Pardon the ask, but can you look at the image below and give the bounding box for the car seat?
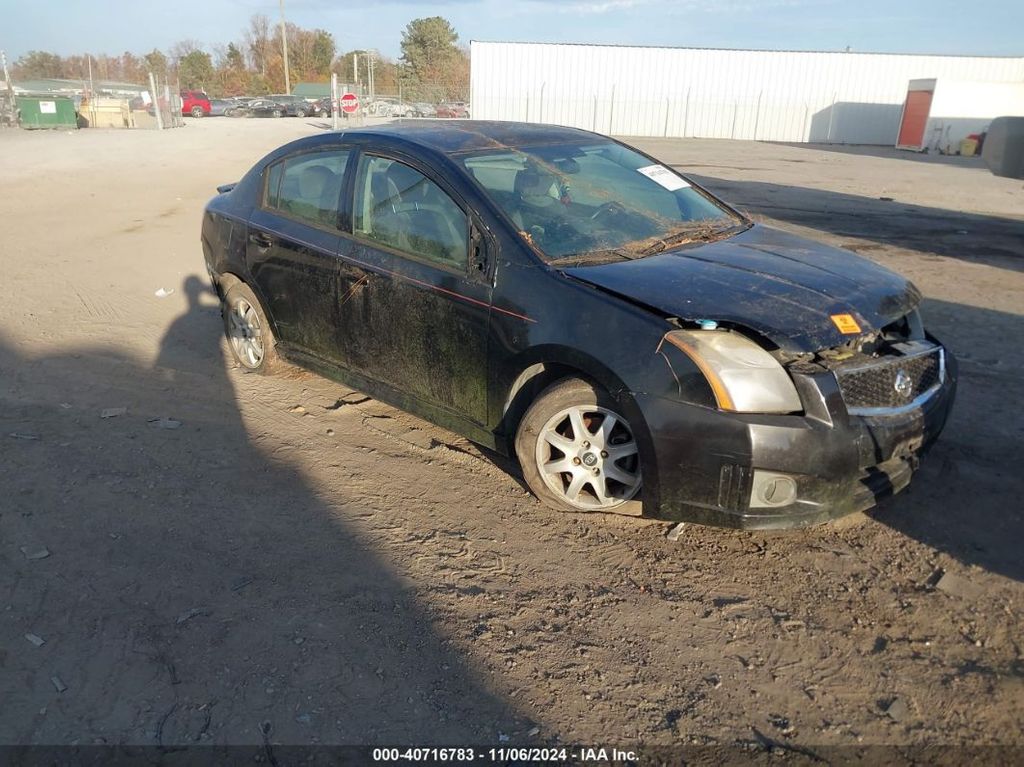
[512,165,560,233]
[367,163,465,267]
[280,164,338,225]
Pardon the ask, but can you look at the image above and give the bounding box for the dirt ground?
[1,117,1022,756]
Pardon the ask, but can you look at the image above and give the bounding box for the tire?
[515,377,643,513]
[272,109,282,118]
[221,282,279,374]
[191,106,203,118]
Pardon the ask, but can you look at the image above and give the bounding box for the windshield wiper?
[639,222,748,256]
[547,248,639,267]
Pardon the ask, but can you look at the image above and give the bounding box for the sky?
[1,0,1021,63]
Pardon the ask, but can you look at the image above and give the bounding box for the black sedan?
[266,94,315,117]
[240,99,287,118]
[201,122,956,530]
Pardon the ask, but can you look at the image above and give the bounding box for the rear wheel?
[221,282,279,374]
[272,108,282,118]
[515,378,642,512]
[190,106,203,118]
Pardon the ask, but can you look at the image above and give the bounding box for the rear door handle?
[249,230,274,248]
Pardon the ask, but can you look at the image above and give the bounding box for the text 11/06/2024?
[372,746,638,762]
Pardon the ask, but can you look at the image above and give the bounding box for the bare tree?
[245,14,273,76]
[169,39,203,60]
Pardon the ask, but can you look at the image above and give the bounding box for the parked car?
[224,97,257,117]
[201,122,956,530]
[265,94,314,117]
[306,97,332,117]
[241,99,287,118]
[208,98,233,117]
[435,101,469,118]
[180,90,211,118]
[364,98,397,116]
[411,102,436,118]
[388,102,417,118]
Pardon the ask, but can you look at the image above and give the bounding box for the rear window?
[264,150,350,229]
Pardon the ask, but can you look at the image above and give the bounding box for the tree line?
[11,15,469,101]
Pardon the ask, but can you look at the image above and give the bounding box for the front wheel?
[515,378,642,512]
[272,108,282,118]
[221,282,279,374]
[190,106,203,118]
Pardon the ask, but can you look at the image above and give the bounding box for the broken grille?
[836,348,943,413]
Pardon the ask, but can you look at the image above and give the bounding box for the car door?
[247,146,351,361]
[335,151,493,426]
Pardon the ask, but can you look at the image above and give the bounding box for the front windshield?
[460,140,741,260]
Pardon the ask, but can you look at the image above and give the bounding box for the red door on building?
[897,89,933,149]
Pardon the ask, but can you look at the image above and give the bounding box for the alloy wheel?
[535,405,641,510]
[227,298,265,368]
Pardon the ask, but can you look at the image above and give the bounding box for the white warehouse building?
[470,41,1024,145]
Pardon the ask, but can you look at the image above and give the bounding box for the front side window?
[264,149,349,229]
[353,155,468,271]
[461,140,740,261]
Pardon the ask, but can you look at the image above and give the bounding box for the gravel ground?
[1,117,1022,757]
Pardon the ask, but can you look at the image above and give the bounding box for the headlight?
[662,329,802,414]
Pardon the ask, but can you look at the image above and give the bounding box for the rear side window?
[353,155,468,271]
[263,150,350,229]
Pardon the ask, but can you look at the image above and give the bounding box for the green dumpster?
[16,96,78,129]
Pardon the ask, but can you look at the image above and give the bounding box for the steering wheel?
[590,201,627,221]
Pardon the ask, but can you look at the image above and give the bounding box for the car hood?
[560,225,921,353]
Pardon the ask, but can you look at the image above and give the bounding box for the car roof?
[336,120,603,155]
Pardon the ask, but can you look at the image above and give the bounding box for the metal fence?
[480,89,905,144]
[471,41,1024,144]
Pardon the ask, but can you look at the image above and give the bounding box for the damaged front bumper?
[637,346,958,530]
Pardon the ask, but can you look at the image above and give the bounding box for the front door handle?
[249,230,274,248]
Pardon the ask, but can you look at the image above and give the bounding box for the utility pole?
[331,71,339,130]
[87,54,95,126]
[279,0,291,94]
[368,50,375,103]
[2,50,14,102]
[0,50,11,89]
[149,71,164,130]
[1,50,16,127]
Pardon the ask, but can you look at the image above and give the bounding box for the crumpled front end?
[637,312,957,529]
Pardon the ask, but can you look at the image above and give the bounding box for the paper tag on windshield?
[637,164,690,191]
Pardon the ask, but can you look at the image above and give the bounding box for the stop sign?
[340,93,359,114]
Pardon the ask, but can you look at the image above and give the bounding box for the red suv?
[180,90,211,118]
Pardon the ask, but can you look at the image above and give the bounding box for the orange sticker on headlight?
[830,313,862,334]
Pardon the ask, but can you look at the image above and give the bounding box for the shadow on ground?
[865,298,1024,583]
[658,170,1024,581]
[685,174,1024,273]
[0,276,523,745]
[773,141,992,167]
